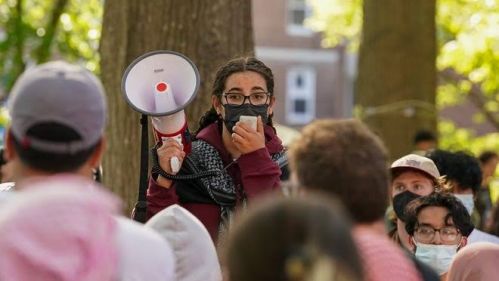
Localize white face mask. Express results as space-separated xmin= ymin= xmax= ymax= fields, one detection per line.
xmin=454 ymin=194 xmax=475 ymax=215
xmin=414 ymin=241 xmax=459 ymax=276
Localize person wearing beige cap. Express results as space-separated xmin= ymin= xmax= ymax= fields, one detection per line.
xmin=2 ymin=61 xmax=176 ymax=281
xmin=389 ymin=154 xmax=442 ymax=251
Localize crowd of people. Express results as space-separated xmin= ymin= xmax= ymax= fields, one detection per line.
xmin=0 ymin=56 xmax=498 ymax=281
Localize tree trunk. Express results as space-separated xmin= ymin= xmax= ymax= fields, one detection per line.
xmin=7 ymin=0 xmax=26 ymax=92
xmin=99 ymin=0 xmax=254 ymax=212
xmin=356 ymin=0 xmax=436 ymax=159
xmin=35 ymin=0 xmax=69 ymax=64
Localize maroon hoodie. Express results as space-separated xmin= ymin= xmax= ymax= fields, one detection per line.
xmin=146 ymin=122 xmax=283 ymax=241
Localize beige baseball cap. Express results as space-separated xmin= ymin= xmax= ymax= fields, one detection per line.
xmin=8 ymin=61 xmax=106 ymax=154
xmin=390 ymin=154 xmax=440 ymax=180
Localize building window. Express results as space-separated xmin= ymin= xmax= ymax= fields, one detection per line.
xmin=286 ymin=0 xmax=313 ymax=36
xmin=286 ymin=67 xmax=316 ymax=124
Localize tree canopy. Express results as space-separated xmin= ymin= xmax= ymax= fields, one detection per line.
xmin=0 ymin=0 xmax=102 ymax=97
xmin=308 ymin=0 xmax=499 ymax=154
xmin=1 ymin=0 xmax=499 ymax=158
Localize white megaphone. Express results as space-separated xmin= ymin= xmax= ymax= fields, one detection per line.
xmin=122 ymin=50 xmax=200 ymax=173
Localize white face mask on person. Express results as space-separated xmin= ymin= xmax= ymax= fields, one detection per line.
xmin=453 ymin=194 xmax=475 ymax=215
xmin=414 ymin=241 xmax=459 ymax=276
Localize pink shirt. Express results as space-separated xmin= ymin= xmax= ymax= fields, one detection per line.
xmin=353 ymin=227 xmax=423 ymax=281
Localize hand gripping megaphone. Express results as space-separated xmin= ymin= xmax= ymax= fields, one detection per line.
xmin=121 ymin=50 xmax=200 ymax=222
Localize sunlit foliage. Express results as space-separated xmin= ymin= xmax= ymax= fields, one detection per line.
xmin=308 ymin=0 xmax=499 ymax=155
xmin=0 ymin=0 xmax=102 ymax=99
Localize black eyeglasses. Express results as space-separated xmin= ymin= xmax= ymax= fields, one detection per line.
xmin=223 ymin=92 xmax=270 ymax=106
xmin=414 ymin=225 xmax=461 ymax=244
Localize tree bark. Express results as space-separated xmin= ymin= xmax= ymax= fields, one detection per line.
xmin=99 ymin=0 xmax=254 ymax=212
xmin=356 ymin=0 xmax=437 ymax=159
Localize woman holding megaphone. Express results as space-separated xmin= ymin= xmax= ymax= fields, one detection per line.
xmin=147 ymin=57 xmax=286 ymax=243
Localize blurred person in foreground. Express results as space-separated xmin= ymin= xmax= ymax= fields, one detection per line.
xmin=1 ymin=61 xmax=175 ymax=281
xmin=0 ymin=182 xmax=120 ymax=281
xmin=225 ymin=195 xmax=363 ymax=281
xmin=145 ymin=204 xmax=222 ymax=281
xmin=289 ymin=119 xmax=433 ymax=281
xmin=446 ymin=242 xmax=499 ymax=281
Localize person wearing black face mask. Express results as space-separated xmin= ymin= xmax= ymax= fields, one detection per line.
xmin=146 ymin=57 xmax=286 ymax=243
xmin=221 ymin=92 xmax=270 ymax=135
xmin=388 ymin=154 xmax=442 ymax=251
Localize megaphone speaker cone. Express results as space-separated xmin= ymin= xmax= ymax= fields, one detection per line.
xmin=121 ymin=50 xmax=200 ymax=116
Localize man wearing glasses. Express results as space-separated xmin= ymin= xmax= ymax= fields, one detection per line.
xmin=405 ymin=192 xmax=474 ymax=278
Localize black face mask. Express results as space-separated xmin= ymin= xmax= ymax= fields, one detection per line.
xmin=392 ymin=190 xmax=421 ymax=222
xmin=222 ymin=103 xmax=269 ymax=134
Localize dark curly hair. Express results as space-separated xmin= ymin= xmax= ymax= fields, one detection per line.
xmin=405 ymin=192 xmax=474 ymax=237
xmin=196 ymin=57 xmax=275 ymax=135
xmin=426 ymin=149 xmax=482 ymax=194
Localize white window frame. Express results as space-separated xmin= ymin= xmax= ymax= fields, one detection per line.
xmin=286 ymin=67 xmax=316 ymax=124
xmin=286 ymin=0 xmax=313 ymax=36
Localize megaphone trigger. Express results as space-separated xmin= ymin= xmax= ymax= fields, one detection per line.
xmin=159 ymin=135 xmax=184 ymax=174
xmin=170 ymin=156 xmax=181 ymax=174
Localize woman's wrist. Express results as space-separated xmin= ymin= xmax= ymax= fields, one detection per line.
xmin=156 ymin=175 xmax=173 ymax=189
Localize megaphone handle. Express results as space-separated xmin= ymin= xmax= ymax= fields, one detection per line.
xmin=133 ymin=114 xmax=149 ymax=223
xmin=151 ymin=144 xmax=220 ymax=181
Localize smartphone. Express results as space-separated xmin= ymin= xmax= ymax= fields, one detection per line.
xmin=239 ymin=115 xmax=257 ymax=131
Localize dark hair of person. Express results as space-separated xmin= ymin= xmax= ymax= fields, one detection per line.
xmin=478 ymin=151 xmax=498 ymax=165
xmin=10 ymin=122 xmax=99 ymax=173
xmin=196 ymin=57 xmax=275 ymax=135
xmin=413 ymin=130 xmax=436 ymax=145
xmin=426 ymin=149 xmax=482 ymax=194
xmin=289 ymin=119 xmax=389 ymax=224
xmin=405 ymin=192 xmax=474 ymax=237
xmin=225 ymin=194 xmax=363 ymax=281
